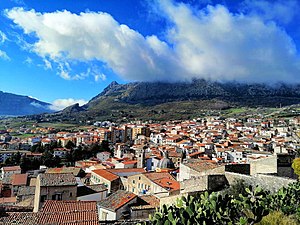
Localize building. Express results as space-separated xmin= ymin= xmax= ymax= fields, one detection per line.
xmin=98 ymin=190 xmax=137 ymax=221
xmin=90 ymin=169 xmax=120 ymax=193
xmin=33 ymin=173 xmax=77 ymax=212
xmin=0 ymin=150 xmax=30 ymax=163
xmin=11 ymin=173 xmax=28 ymax=197
xmin=77 ymin=184 xmax=108 ymax=201
xmin=1 ymin=200 xmax=99 ymax=224
xmin=96 ymin=151 xmax=111 ymax=162
xmin=179 ymin=159 xmax=225 ymax=181
xmin=0 ymin=165 xmax=21 ymax=180
xmin=127 ymin=172 xmax=180 ymax=197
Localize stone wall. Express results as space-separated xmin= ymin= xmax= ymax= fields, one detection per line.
xmin=180 ymin=176 xmax=207 ymax=194
xmin=159 ymin=193 xmax=188 ymax=208
xmin=225 ymin=172 xmax=296 ymax=193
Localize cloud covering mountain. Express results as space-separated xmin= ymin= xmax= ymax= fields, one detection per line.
xmin=5 ymin=0 xmax=300 ymax=83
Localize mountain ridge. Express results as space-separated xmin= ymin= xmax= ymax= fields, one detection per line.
xmin=0 ymin=91 xmax=54 ymax=116
xmin=47 ymin=80 xmax=300 ymax=122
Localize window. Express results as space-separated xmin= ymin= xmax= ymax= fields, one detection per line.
xmin=70 ymin=192 xmax=72 ymax=197
xmin=52 ymin=193 xmax=62 ymax=200
xmin=132 ymin=180 xmax=135 ymax=184
xmin=41 ymin=195 xmax=47 ymax=202
xmin=101 ymin=211 xmax=108 ymax=220
xmin=138 ymin=176 xmax=141 ymax=180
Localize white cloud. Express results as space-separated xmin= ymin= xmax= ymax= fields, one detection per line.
xmin=94 ymin=73 xmax=106 ymax=82
xmin=0 ymin=31 xmax=7 ymax=44
xmin=0 ymin=50 xmax=10 ymax=61
xmin=241 ymin=0 xmax=299 ymax=24
xmin=5 ymin=2 xmax=300 ymax=84
xmin=50 ymin=98 xmax=88 ymax=111
xmin=43 ymin=59 xmax=52 ymax=70
xmin=24 ymin=57 xmax=33 ymax=65
xmin=30 ymin=102 xmax=44 ymax=108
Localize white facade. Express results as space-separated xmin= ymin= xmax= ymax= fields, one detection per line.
xmin=97 ymin=152 xmax=111 ymax=162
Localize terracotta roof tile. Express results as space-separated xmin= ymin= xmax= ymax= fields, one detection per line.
xmin=11 ymin=173 xmax=28 ymax=186
xmin=92 ymin=169 xmax=119 ymax=181
xmin=98 ymin=190 xmax=136 ymax=211
xmin=0 ymin=201 xmax=99 ymax=225
xmin=2 ymin=166 xmax=21 ymax=171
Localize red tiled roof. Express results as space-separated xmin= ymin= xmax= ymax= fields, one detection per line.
xmin=122 ymin=160 xmax=137 ymax=165
xmin=0 ymin=197 xmax=16 ymax=204
xmin=98 ymin=190 xmax=136 ymax=211
xmin=92 ymin=169 xmax=119 ymax=181
xmin=0 ymin=201 xmax=99 ymax=225
xmin=11 ymin=173 xmax=28 ymax=186
xmin=144 ymin=172 xmax=175 ymax=181
xmin=41 ymin=200 xmax=97 ymax=213
xmin=153 ymin=177 xmax=180 ymax=192
xmin=2 ymin=166 xmax=21 ymax=171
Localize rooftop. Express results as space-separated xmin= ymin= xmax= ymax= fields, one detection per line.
xmin=11 ymin=173 xmax=28 ymax=186
xmin=2 ymin=166 xmax=21 ymax=172
xmin=38 ymin=173 xmax=77 ymax=187
xmin=0 ymin=201 xmax=99 ymax=225
xmin=46 ymin=167 xmax=83 ymax=177
xmin=98 ymin=190 xmax=137 ymax=211
xmin=17 ymin=186 xmax=35 ymax=196
xmin=92 ymin=169 xmax=119 ymax=182
xmin=184 ymin=159 xmax=224 ymax=173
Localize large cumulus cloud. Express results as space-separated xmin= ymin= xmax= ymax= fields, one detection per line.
xmin=5 ymin=0 xmax=300 ymax=83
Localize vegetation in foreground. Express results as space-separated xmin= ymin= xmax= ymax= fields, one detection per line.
xmin=148 ymin=181 xmax=300 ymax=225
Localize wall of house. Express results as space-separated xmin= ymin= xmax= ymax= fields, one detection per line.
xmin=99 ymin=208 xmax=116 ymax=221
xmin=77 ymin=191 xmax=107 ymax=201
xmin=34 ymin=183 xmax=77 ymax=212
xmin=116 ymin=197 xmax=137 ymax=220
xmin=127 ymin=175 xmax=151 ymax=195
xmin=130 ymin=207 xmax=156 ymax=219
xmin=178 ymin=163 xmax=192 ymax=181
xmin=33 ymin=175 xmax=41 ymax=212
xmin=250 ymin=156 xmax=277 ymax=175
xmin=91 ymin=174 xmax=117 ymax=193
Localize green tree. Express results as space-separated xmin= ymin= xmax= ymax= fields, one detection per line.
xmin=65 ymin=140 xmax=75 ymax=150
xmin=292 ymin=158 xmax=300 ymax=178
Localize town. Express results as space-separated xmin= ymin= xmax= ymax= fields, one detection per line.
xmin=0 ymin=114 xmax=299 ymax=224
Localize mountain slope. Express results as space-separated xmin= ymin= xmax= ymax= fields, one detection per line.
xmin=51 ymin=80 xmax=300 ymax=122
xmin=0 ymin=91 xmax=54 ymax=116
xmin=87 ymin=80 xmax=300 ymax=108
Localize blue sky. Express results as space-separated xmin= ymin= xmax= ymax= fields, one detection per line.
xmin=1 ymin=0 xmax=300 ymax=110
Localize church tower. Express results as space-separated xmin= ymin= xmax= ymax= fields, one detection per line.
xmin=137 ymin=148 xmax=145 ymax=168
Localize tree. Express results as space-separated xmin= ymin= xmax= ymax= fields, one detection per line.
xmin=20 ymin=156 xmax=41 ymax=172
xmin=100 ymin=140 xmax=111 ymax=153
xmin=65 ymin=140 xmax=75 ymax=150
xmin=292 ymin=158 xmax=300 ymax=178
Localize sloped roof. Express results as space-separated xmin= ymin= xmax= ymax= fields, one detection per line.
xmin=0 ymin=201 xmax=99 ymax=225
xmin=2 ymin=166 xmax=21 ymax=171
xmin=92 ymin=169 xmax=119 ymax=182
xmin=38 ymin=173 xmax=77 ymax=187
xmin=11 ymin=173 xmax=28 ymax=186
xmin=98 ymin=190 xmax=136 ymax=211
xmin=46 ymin=167 xmax=83 ymax=177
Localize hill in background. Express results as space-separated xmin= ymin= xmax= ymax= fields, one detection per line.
xmin=0 ymin=91 xmax=54 ymax=116
xmin=44 ymin=80 xmax=300 ymax=122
